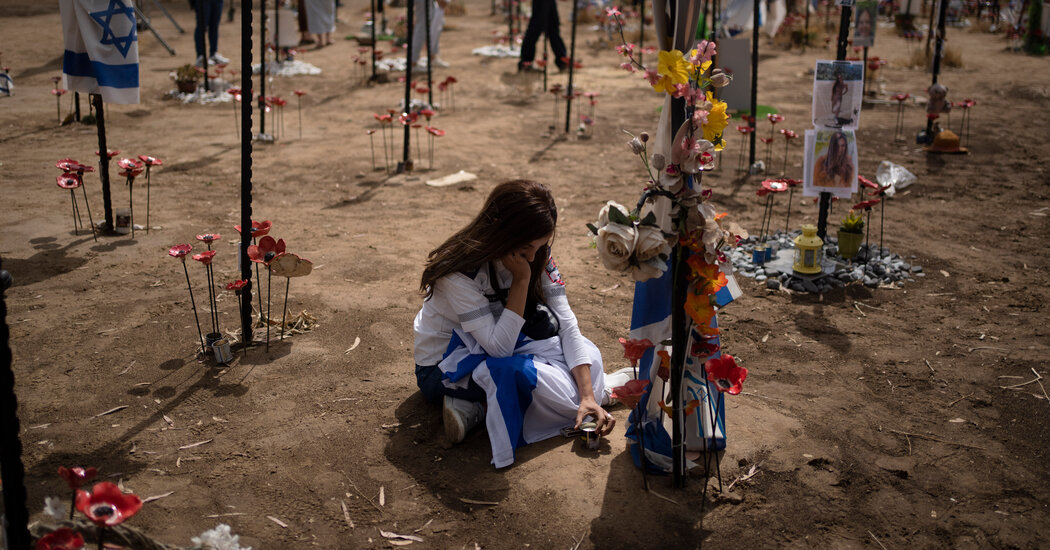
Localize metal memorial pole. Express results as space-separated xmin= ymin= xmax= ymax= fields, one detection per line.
xmin=92 ymin=94 xmax=115 ymax=232
xmin=402 ymin=0 xmax=415 ymax=171
xmin=748 ymin=0 xmax=758 ymax=169
xmin=564 ymin=0 xmax=580 ymax=133
xmin=0 ymin=260 xmax=30 ymax=550
xmin=817 ymin=0 xmax=852 ymax=241
xmin=241 ymin=0 xmax=256 ymax=344
xmin=259 ymin=0 xmax=267 ymax=137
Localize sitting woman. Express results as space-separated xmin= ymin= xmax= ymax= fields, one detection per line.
xmin=413 ymin=180 xmax=630 ymax=468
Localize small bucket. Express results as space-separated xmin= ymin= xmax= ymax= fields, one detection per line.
xmin=751 ymin=244 xmax=766 ymax=265
xmin=212 ymin=338 xmax=234 ymax=364
xmin=114 ymin=208 xmax=132 ymax=234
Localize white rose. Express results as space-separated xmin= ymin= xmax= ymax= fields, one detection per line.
xmin=634 ymin=225 xmax=672 ymax=263
xmin=627 ymin=137 xmax=644 ymax=155
xmin=631 ymin=257 xmax=668 ymax=282
xmin=596 ymin=200 xmax=630 ymax=228
xmin=596 ymin=223 xmax=637 ymax=272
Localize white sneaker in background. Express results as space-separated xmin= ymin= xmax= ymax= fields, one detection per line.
xmin=432 ymin=58 xmax=450 ymax=68
xmin=443 ymin=396 xmax=484 ymax=443
xmin=210 ymin=52 xmax=230 ymax=64
xmin=601 ymin=367 xmax=637 ymax=406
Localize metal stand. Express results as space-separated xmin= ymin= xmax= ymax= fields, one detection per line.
xmin=133 ymin=4 xmax=176 ymax=56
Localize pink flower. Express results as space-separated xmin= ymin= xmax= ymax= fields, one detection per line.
xmin=56 ymin=173 xmax=83 ymax=189
xmin=780 ymin=128 xmax=798 ymax=139
xmin=195 ymin=233 xmax=221 ymax=244
xmin=760 ymin=179 xmax=788 ymax=193
xmin=620 ymin=62 xmax=636 ymax=73
xmin=605 ymin=6 xmax=622 ymax=18
xmin=51 ymin=88 xmax=67 ymax=96
xmin=192 ymin=250 xmax=217 ymax=265
xmin=234 ymin=220 xmax=272 ymax=238
xmin=692 ymin=109 xmax=709 ymax=125
xmin=117 ymin=158 xmax=142 ymax=171
xmin=137 ymin=155 xmax=162 ymax=166
xmin=736 ymin=125 xmax=754 ymax=134
xmin=766 ymin=113 xmax=784 ymax=125
xmin=293 ymin=89 xmax=306 ymax=97
xmin=704 ymin=354 xmax=747 ymax=395
xmin=611 ymin=379 xmax=650 ymax=409
xmin=643 ymin=68 xmax=660 ymax=86
xmin=689 ymin=39 xmax=716 ymax=64
xmin=616 ymin=43 xmax=635 ymax=56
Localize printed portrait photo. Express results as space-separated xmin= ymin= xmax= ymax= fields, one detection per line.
xmin=803 ymin=129 xmax=859 ymax=199
xmin=812 ymin=60 xmax=864 ymax=130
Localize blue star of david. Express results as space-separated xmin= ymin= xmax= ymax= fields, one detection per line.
xmin=90 ymin=0 xmax=138 ymax=58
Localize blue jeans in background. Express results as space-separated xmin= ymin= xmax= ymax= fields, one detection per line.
xmin=194 ymin=0 xmax=224 ymax=58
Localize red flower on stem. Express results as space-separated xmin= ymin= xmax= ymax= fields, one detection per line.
xmin=760 ymin=137 xmax=774 ymax=145
xmin=736 ymin=125 xmax=754 ymax=134
xmin=853 ymin=199 xmax=880 ymax=211
xmin=58 ymin=466 xmax=98 ymax=490
xmin=95 ymin=150 xmax=120 ymax=158
xmin=225 ymin=279 xmax=248 ymax=291
xmin=691 ymin=340 xmax=720 ymax=358
xmin=655 ymin=350 xmax=671 ymax=381
xmin=418 ymin=108 xmax=436 ymax=120
xmin=192 ymin=250 xmax=217 ymax=265
xmin=56 ymin=173 xmax=83 ymax=189
xmin=760 ymin=178 xmax=789 ymax=193
xmin=247 ymin=235 xmax=286 ymax=265
xmin=780 ymin=128 xmax=798 ymax=139
xmin=35 ymin=528 xmax=84 ymax=550
xmin=610 ymin=379 xmax=650 ymax=409
xmin=168 ymin=244 xmax=192 ymax=259
xmin=704 ymin=354 xmax=748 ymax=395
xmin=891 ymin=93 xmax=910 ymax=102
xmin=75 ymin=481 xmax=143 ymax=527
xmin=137 ymin=155 xmax=163 ymax=167
xmin=195 ymin=233 xmax=221 ymax=244
xmin=618 ymin=337 xmax=654 ymax=366
xmin=425 ymin=126 xmax=445 ymax=137
xmin=117 ymin=158 xmax=142 ymax=171
xmin=51 ymin=88 xmax=67 ymax=96
xmin=766 ymin=113 xmax=784 ymax=125
xmin=56 ymin=159 xmax=86 ymax=172
xmin=858 ymin=175 xmax=878 ymax=189
xmin=234 ymin=220 xmax=272 ymax=238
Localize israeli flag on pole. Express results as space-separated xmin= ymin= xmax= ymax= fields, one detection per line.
xmin=60 ymin=0 xmax=139 ymax=104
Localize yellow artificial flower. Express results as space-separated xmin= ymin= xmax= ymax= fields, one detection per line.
xmin=702 ymin=91 xmax=729 ymax=151
xmin=652 ymin=49 xmax=691 ymax=95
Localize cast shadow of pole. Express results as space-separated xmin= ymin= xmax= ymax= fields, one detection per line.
xmin=588 ymin=452 xmax=718 ymax=549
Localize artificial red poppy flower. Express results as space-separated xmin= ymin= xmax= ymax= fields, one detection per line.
xmin=96 ymin=150 xmax=120 ymax=159
xmin=247 ymin=235 xmax=286 ymax=265
xmin=192 ymin=250 xmax=217 ymax=265
xmin=137 ymin=155 xmax=162 ymax=166
xmin=766 ymin=113 xmax=784 ymax=125
xmin=535 ymin=59 xmax=547 ymax=68
xmin=961 ymin=98 xmax=976 ymax=108
xmin=784 ymin=178 xmax=802 ymax=187
xmin=655 ymin=350 xmax=670 ymax=381
xmin=425 ymin=126 xmax=445 ymax=137
xmin=741 ymin=114 xmax=755 ymax=124
xmin=75 ymin=481 xmax=142 ymax=527
xmin=736 ymin=125 xmax=754 ymax=134
xmin=416 ymin=86 xmax=430 ymax=94
xmin=760 ymin=137 xmax=774 ymax=145
xmin=35 ymin=527 xmax=84 ymax=550
xmin=56 ymin=158 xmax=85 ymax=172
xmin=853 ymin=199 xmax=880 ymax=210
xmin=437 ymin=81 xmax=448 ymax=92
xmin=269 ymin=252 xmax=313 ymax=277
xmin=443 ymin=76 xmax=457 ymax=85
xmin=196 ymin=233 xmax=221 ymax=244
xmin=780 ymin=129 xmax=798 ymax=139
xmin=760 ymin=179 xmax=789 ymax=193
xmin=858 ymin=175 xmax=878 ymax=189
xmin=168 ymin=244 xmax=192 ymax=258
xmin=891 ymin=93 xmax=910 ymax=102
xmin=58 ymin=466 xmax=98 ymax=490
xmin=117 ymin=158 xmax=142 ymax=171
xmin=366 ymin=129 xmax=376 ymax=135
xmin=374 ymin=113 xmax=393 ymax=123
xmin=293 ymin=89 xmax=306 ymax=97
xmin=118 ymin=167 xmax=144 ymax=179
xmin=56 ymin=173 xmax=82 ymax=189
xmin=52 ymin=76 xmax=62 ymax=84
xmin=550 ymin=83 xmax=563 ymax=94
xmin=225 ymin=279 xmax=248 ymax=291
xmin=273 ymin=97 xmax=287 ymax=107
xmin=704 ymin=354 xmax=747 ymax=395
xmin=51 ymin=88 xmax=67 ymax=96
xmin=418 ymin=108 xmax=436 ymax=120
xmin=691 ymin=340 xmax=720 ymax=358
xmin=234 ymin=220 xmax=272 ymax=238
xmin=611 ymin=379 xmax=650 ymax=409
xmin=618 ymin=337 xmax=655 ymax=365
xmin=605 ymin=6 xmax=622 ymax=17
xmin=227 ymin=86 xmax=241 ymax=98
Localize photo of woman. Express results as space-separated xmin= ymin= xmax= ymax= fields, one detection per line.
xmin=812 ymin=60 xmax=865 ymax=130
xmin=853 ymin=1 xmax=877 ymax=47
xmin=803 ymin=129 xmax=859 ymax=198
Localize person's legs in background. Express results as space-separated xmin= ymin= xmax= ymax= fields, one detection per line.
xmin=519 ymin=0 xmax=548 ymax=70
xmin=429 ymin=1 xmax=447 ymax=66
xmin=544 ymin=0 xmax=567 ymax=70
xmin=207 ymin=0 xmax=225 ymax=61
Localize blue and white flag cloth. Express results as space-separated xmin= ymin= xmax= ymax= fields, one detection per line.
xmin=60 ymin=0 xmax=139 ymax=104
xmin=0 ymin=68 xmax=12 ymax=96
xmin=439 ymin=330 xmax=605 ymax=468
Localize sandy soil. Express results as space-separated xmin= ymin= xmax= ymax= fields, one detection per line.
xmin=2 ymin=0 xmax=1050 ymax=548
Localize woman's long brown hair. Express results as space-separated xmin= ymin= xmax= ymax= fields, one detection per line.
xmin=822 ymin=131 xmax=853 ymax=181
xmin=420 ymin=180 xmax=557 ymax=303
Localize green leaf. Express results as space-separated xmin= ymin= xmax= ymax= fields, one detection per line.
xmin=638 ymin=211 xmax=658 ymax=226
xmin=586 ymin=223 xmax=598 ymax=235
xmin=608 ymin=206 xmax=633 ymax=226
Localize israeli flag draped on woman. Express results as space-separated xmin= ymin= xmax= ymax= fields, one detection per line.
xmin=60 ymin=0 xmax=140 ymax=104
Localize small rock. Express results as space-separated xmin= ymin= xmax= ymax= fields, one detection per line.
xmin=911 ymin=265 xmax=923 ymax=273
xmin=765 ymin=279 xmax=781 ymax=290
xmin=755 ymin=274 xmax=767 ymax=282
xmin=801 ymin=278 xmax=819 ymax=293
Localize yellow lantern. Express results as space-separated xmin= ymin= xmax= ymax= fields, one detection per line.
xmin=793 ymin=224 xmax=824 ymax=275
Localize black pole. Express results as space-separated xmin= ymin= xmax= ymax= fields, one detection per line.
xmin=259 ymin=0 xmax=267 ymax=137
xmin=669 ymin=92 xmax=688 ymax=488
xmin=75 ymin=91 xmax=82 ymax=121
xmin=241 ymin=0 xmax=255 ymax=345
xmin=926 ymin=0 xmax=947 ymax=137
xmin=402 ymin=0 xmax=415 ymax=171
xmin=818 ymin=1 xmax=852 ymax=241
xmin=748 ymin=0 xmax=758 ymax=169
xmin=564 ymin=0 xmax=579 ymax=133
xmin=862 ymin=46 xmax=868 ymax=95
xmin=371 ymin=0 xmax=378 ymax=80
xmin=274 ymin=0 xmax=280 ymax=62
xmin=425 ymin=0 xmax=433 ymax=106
xmin=92 ymin=94 xmax=114 ymax=232
xmin=0 ymin=260 xmax=31 ymax=550
xmin=804 ymin=0 xmax=810 ymax=49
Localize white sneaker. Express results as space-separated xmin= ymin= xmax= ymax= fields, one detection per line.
xmin=443 ymin=396 xmax=484 ymax=444
xmin=601 ymin=367 xmax=637 ymax=406
xmin=195 ymin=55 xmax=205 ymax=67
xmin=210 ymin=52 xmax=230 ymax=64
xmin=432 ymin=58 xmax=450 ymax=68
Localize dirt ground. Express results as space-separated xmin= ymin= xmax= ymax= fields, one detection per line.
xmin=2 ymin=0 xmax=1050 ymax=548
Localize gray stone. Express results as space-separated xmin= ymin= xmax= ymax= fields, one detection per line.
xmin=863 ymin=276 xmax=878 ymax=287
xmin=911 ymin=265 xmax=923 ymax=273
xmin=755 ymin=274 xmax=767 ymax=282
xmin=801 ymin=278 xmax=819 ymax=293
xmin=765 ymin=279 xmax=780 ymax=290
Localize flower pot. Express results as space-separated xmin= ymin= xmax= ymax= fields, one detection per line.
xmin=176 ymin=80 xmax=198 ymax=94
xmin=212 ymin=338 xmax=233 ymax=364
xmin=114 ymin=208 xmax=132 ymax=235
xmin=837 ymin=230 xmax=864 ymax=259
